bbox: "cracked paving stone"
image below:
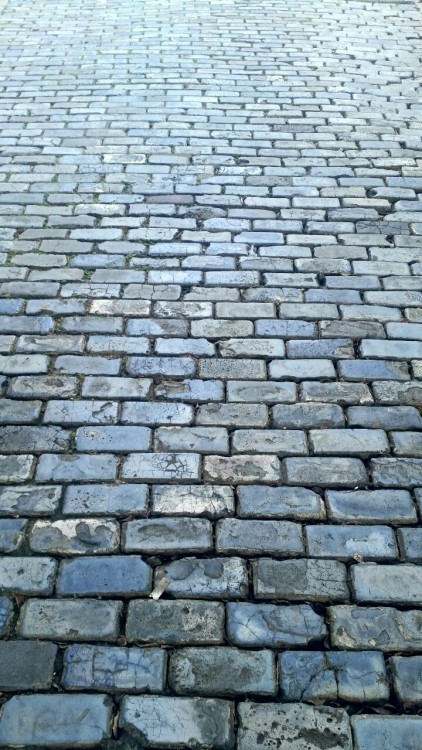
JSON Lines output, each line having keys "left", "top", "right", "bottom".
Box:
{"left": 226, "top": 602, "right": 327, "bottom": 647}
{"left": 62, "top": 644, "right": 166, "bottom": 692}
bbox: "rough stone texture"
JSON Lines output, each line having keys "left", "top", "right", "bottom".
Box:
{"left": 0, "top": 0, "right": 421, "bottom": 737}
{"left": 62, "top": 644, "right": 166, "bottom": 692}
{"left": 0, "top": 694, "right": 112, "bottom": 747}
{"left": 280, "top": 650, "right": 388, "bottom": 703}
{"left": 352, "top": 716, "right": 422, "bottom": 750}
{"left": 120, "top": 695, "right": 234, "bottom": 749}
{"left": 0, "top": 641, "right": 57, "bottom": 691}
{"left": 237, "top": 703, "right": 352, "bottom": 750}
{"left": 169, "top": 647, "right": 277, "bottom": 696}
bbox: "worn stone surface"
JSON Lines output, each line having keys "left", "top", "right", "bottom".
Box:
{"left": 120, "top": 695, "right": 234, "bottom": 748}
{"left": 0, "top": 694, "right": 112, "bottom": 747}
{"left": 0, "top": 0, "right": 421, "bottom": 738}
{"left": 352, "top": 716, "right": 422, "bottom": 750}
{"left": 237, "top": 703, "right": 352, "bottom": 750}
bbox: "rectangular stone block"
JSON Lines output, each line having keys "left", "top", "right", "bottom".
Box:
{"left": 0, "top": 641, "right": 57, "bottom": 691}
{"left": 62, "top": 644, "right": 166, "bottom": 692}
{"left": 155, "top": 557, "right": 248, "bottom": 599}
{"left": 306, "top": 526, "right": 397, "bottom": 561}
{"left": 281, "top": 649, "right": 388, "bottom": 704}
{"left": 0, "top": 694, "right": 112, "bottom": 748}
{"left": 204, "top": 455, "right": 280, "bottom": 484}
{"left": 352, "top": 716, "right": 422, "bottom": 750}
{"left": 226, "top": 602, "right": 326, "bottom": 647}
{"left": 237, "top": 486, "right": 325, "bottom": 519}
{"left": 330, "top": 606, "right": 422, "bottom": 651}
{"left": 123, "top": 518, "right": 212, "bottom": 554}
{"left": 169, "top": 647, "right": 276, "bottom": 696}
{"left": 152, "top": 485, "right": 234, "bottom": 518}
{"left": 351, "top": 563, "right": 422, "bottom": 605}
{"left": 283, "top": 457, "right": 367, "bottom": 487}
{"left": 0, "top": 556, "right": 56, "bottom": 595}
{"left": 122, "top": 452, "right": 201, "bottom": 482}
{"left": 216, "top": 519, "right": 303, "bottom": 556}
{"left": 126, "top": 599, "right": 225, "bottom": 645}
{"left": 120, "top": 695, "right": 234, "bottom": 749}
{"left": 237, "top": 703, "right": 352, "bottom": 750}
{"left": 253, "top": 558, "right": 349, "bottom": 602}
{"left": 18, "top": 599, "right": 122, "bottom": 641}
{"left": 63, "top": 484, "right": 148, "bottom": 516}
{"left": 57, "top": 556, "right": 152, "bottom": 597}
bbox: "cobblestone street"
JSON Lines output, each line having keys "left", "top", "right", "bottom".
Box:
{"left": 0, "top": 0, "right": 421, "bottom": 746}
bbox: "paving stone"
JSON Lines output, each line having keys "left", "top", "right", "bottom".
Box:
{"left": 0, "top": 694, "right": 112, "bottom": 747}
{"left": 58, "top": 555, "right": 152, "bottom": 597}
{"left": 351, "top": 563, "right": 422, "bottom": 605}
{"left": 352, "top": 716, "right": 422, "bottom": 750}
{"left": 0, "top": 519, "right": 27, "bottom": 552}
{"left": 348, "top": 406, "right": 422, "bottom": 430}
{"left": 155, "top": 426, "right": 228, "bottom": 454}
{"left": 122, "top": 452, "right": 201, "bottom": 482}
{"left": 126, "top": 599, "right": 225, "bottom": 644}
{"left": 122, "top": 401, "right": 193, "bottom": 424}
{"left": 120, "top": 695, "right": 234, "bottom": 749}
{"left": 76, "top": 425, "right": 151, "bottom": 452}
{"left": 0, "top": 399, "right": 41, "bottom": 424}
{"left": 0, "top": 425, "right": 70, "bottom": 454}
{"left": 237, "top": 703, "right": 352, "bottom": 750}
{"left": 253, "top": 558, "right": 348, "bottom": 602}
{"left": 62, "top": 644, "right": 166, "bottom": 692}
{"left": 30, "top": 519, "right": 119, "bottom": 555}
{"left": 169, "top": 647, "right": 276, "bottom": 696}
{"left": 371, "top": 458, "right": 422, "bottom": 487}
{"left": 237, "top": 486, "right": 325, "bottom": 519}
{"left": 283, "top": 457, "right": 367, "bottom": 487}
{"left": 390, "top": 656, "right": 422, "bottom": 704}
{"left": 280, "top": 650, "right": 388, "bottom": 703}
{"left": 273, "top": 403, "right": 344, "bottom": 428}
{"left": 197, "top": 403, "right": 268, "bottom": 427}
{"left": 123, "top": 518, "right": 212, "bottom": 554}
{"left": 0, "top": 556, "right": 56, "bottom": 595}
{"left": 0, "top": 454, "right": 35, "bottom": 483}
{"left": 43, "top": 399, "right": 118, "bottom": 424}
{"left": 18, "top": 599, "right": 122, "bottom": 641}
{"left": 152, "top": 484, "right": 234, "bottom": 517}
{"left": 325, "top": 490, "right": 416, "bottom": 524}
{"left": 329, "top": 606, "right": 422, "bottom": 651}
{"left": 63, "top": 483, "right": 148, "bottom": 516}
{"left": 309, "top": 429, "right": 389, "bottom": 456}
{"left": 397, "top": 528, "right": 422, "bottom": 562}
{"left": 227, "top": 602, "right": 327, "bottom": 647}
{"left": 8, "top": 375, "right": 78, "bottom": 399}
{"left": 0, "top": 485, "right": 61, "bottom": 517}
{"left": 216, "top": 519, "right": 303, "bottom": 556}
{"left": 306, "top": 525, "right": 397, "bottom": 561}
{"left": 155, "top": 379, "right": 224, "bottom": 402}
{"left": 0, "top": 641, "right": 57, "bottom": 691}
{"left": 204, "top": 455, "right": 280, "bottom": 484}
{"left": 155, "top": 557, "right": 248, "bottom": 599}
{"left": 36, "top": 454, "right": 117, "bottom": 482}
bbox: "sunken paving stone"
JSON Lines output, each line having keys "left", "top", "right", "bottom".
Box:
{"left": 1, "top": 0, "right": 422, "bottom": 739}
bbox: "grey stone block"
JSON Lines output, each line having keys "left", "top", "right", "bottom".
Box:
{"left": 120, "top": 695, "right": 234, "bottom": 749}
{"left": 216, "top": 519, "right": 303, "bottom": 556}
{"left": 0, "top": 641, "right": 57, "bottom": 691}
{"left": 62, "top": 644, "right": 166, "bottom": 692}
{"left": 283, "top": 457, "right": 367, "bottom": 487}
{"left": 280, "top": 650, "right": 388, "bottom": 703}
{"left": 237, "top": 703, "right": 352, "bottom": 750}
{"left": 253, "top": 558, "right": 348, "bottom": 602}
{"left": 352, "top": 716, "right": 422, "bottom": 750}
{"left": 123, "top": 518, "right": 212, "bottom": 554}
{"left": 330, "top": 606, "right": 422, "bottom": 651}
{"left": 226, "top": 602, "right": 326, "bottom": 647}
{"left": 169, "top": 647, "right": 276, "bottom": 696}
{"left": 156, "top": 557, "right": 248, "bottom": 599}
{"left": 57, "top": 555, "right": 152, "bottom": 596}
{"left": 351, "top": 563, "right": 422, "bottom": 605}
{"left": 63, "top": 484, "right": 148, "bottom": 516}
{"left": 152, "top": 485, "right": 234, "bottom": 518}
{"left": 390, "top": 656, "right": 422, "bottom": 704}
{"left": 18, "top": 599, "right": 122, "bottom": 641}
{"left": 325, "top": 490, "right": 416, "bottom": 524}
{"left": 126, "top": 599, "right": 225, "bottom": 645}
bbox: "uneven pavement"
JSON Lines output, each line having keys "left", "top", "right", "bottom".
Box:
{"left": 0, "top": 0, "right": 421, "bottom": 746}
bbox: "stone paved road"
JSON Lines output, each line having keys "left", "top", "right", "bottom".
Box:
{"left": 0, "top": 0, "right": 421, "bottom": 746}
